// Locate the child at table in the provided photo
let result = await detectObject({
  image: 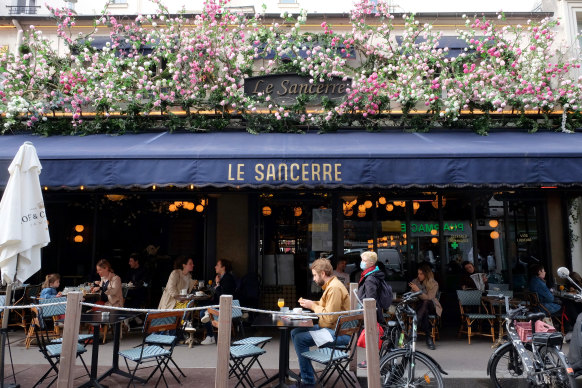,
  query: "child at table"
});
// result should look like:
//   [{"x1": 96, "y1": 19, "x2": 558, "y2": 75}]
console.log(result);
[{"x1": 40, "y1": 273, "x2": 62, "y2": 299}]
